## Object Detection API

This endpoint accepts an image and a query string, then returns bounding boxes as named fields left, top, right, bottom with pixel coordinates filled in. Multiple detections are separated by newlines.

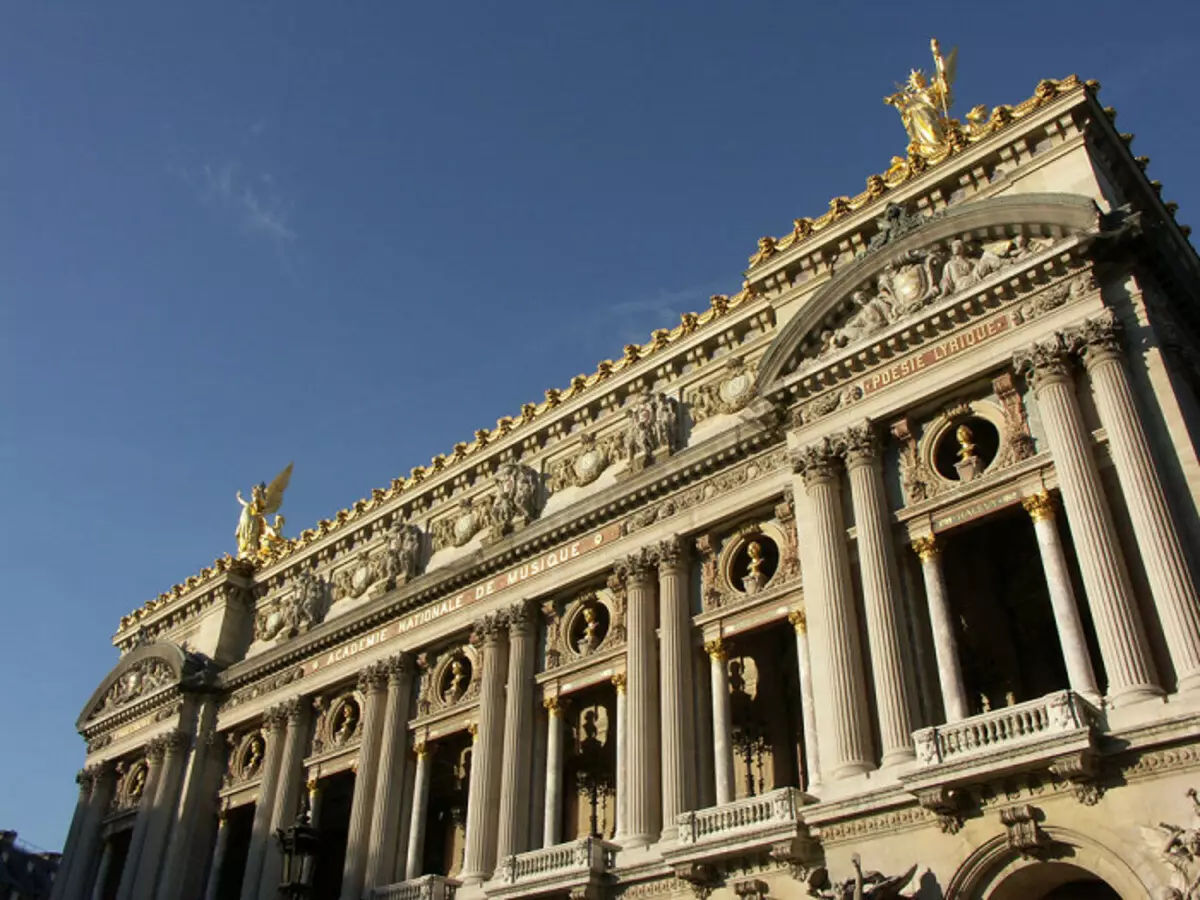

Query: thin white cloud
left=172, top=160, right=297, bottom=243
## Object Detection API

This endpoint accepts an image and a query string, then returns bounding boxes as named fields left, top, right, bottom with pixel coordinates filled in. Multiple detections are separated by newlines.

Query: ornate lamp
left=275, top=803, right=320, bottom=899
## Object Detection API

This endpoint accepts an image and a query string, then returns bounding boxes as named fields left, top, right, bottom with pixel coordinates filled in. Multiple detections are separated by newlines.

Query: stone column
left=364, top=656, right=415, bottom=891
left=1073, top=312, right=1200, bottom=691
left=911, top=536, right=969, bottom=722
left=238, top=706, right=287, bottom=900
left=611, top=675, right=627, bottom=839
left=115, top=740, right=167, bottom=900
left=616, top=547, right=662, bottom=845
left=657, top=536, right=696, bottom=840
left=156, top=701, right=222, bottom=900
left=1015, top=338, right=1160, bottom=703
left=792, top=439, right=873, bottom=778
left=787, top=610, right=822, bottom=790
left=497, top=602, right=536, bottom=860
left=404, top=742, right=432, bottom=880
left=259, top=699, right=311, bottom=898
left=88, top=840, right=115, bottom=900
left=705, top=640, right=735, bottom=806
left=843, top=423, right=915, bottom=766
left=61, top=763, right=116, bottom=900
left=201, top=808, right=230, bottom=900
left=460, top=612, right=510, bottom=883
left=131, top=730, right=189, bottom=900
left=340, top=663, right=390, bottom=900
left=51, top=769, right=93, bottom=900
left=1023, top=492, right=1101, bottom=698
left=542, top=697, right=567, bottom=848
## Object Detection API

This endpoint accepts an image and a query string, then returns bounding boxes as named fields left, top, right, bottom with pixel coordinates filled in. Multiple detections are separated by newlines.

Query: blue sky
left=2, top=2, right=1198, bottom=850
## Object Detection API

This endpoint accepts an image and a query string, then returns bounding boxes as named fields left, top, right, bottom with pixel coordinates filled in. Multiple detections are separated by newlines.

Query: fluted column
left=616, top=548, right=661, bottom=845
left=1015, top=338, right=1160, bottom=702
left=542, top=697, right=567, bottom=848
left=705, top=640, right=735, bottom=805
left=115, top=740, right=167, bottom=900
left=404, top=742, right=432, bottom=880
left=132, top=730, right=189, bottom=900
left=1023, top=492, right=1101, bottom=698
left=156, top=701, right=223, bottom=900
left=461, top=612, right=510, bottom=883
left=201, top=807, right=230, bottom=900
left=51, top=769, right=93, bottom=900
left=259, top=699, right=312, bottom=898
left=911, top=536, right=969, bottom=722
left=843, top=423, right=915, bottom=766
left=364, top=655, right=415, bottom=890
left=792, top=439, right=873, bottom=778
left=1073, top=312, right=1200, bottom=691
left=61, top=763, right=116, bottom=900
left=239, top=707, right=287, bottom=900
left=497, top=602, right=536, bottom=860
left=787, top=610, right=821, bottom=790
left=657, top=536, right=696, bottom=840
left=340, top=663, right=390, bottom=900
left=611, top=676, right=627, bottom=839
left=88, top=840, right=115, bottom=900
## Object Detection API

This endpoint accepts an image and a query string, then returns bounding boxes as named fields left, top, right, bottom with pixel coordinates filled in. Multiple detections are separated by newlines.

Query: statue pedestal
left=955, top=456, right=983, bottom=482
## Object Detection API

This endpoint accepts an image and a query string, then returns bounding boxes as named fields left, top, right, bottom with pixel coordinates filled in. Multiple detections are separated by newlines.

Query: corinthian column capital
left=1013, top=335, right=1074, bottom=391
left=472, top=610, right=510, bottom=645
left=841, top=421, right=880, bottom=469
left=615, top=546, right=659, bottom=585
left=1065, top=309, right=1124, bottom=369
left=791, top=436, right=843, bottom=486
left=506, top=599, right=536, bottom=636
left=656, top=535, right=687, bottom=572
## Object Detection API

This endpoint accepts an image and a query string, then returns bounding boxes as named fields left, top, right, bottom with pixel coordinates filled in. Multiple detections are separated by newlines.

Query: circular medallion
left=573, top=447, right=607, bottom=486
left=718, top=372, right=753, bottom=409
left=453, top=511, right=478, bottom=546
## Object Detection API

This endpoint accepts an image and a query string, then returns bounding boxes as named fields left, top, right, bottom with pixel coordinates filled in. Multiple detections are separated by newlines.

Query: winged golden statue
left=235, top=463, right=294, bottom=559
left=884, top=38, right=958, bottom=158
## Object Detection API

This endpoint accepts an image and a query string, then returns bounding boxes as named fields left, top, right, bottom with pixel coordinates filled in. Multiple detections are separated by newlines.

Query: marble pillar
left=787, top=610, right=822, bottom=790
left=340, top=663, right=390, bottom=900
left=617, top=548, right=661, bottom=845
left=88, top=840, right=115, bottom=900
left=792, top=439, right=873, bottom=778
left=497, top=602, right=536, bottom=860
left=51, top=769, right=93, bottom=900
left=201, top=809, right=230, bottom=900
left=1023, top=492, right=1101, bottom=698
left=843, top=423, right=915, bottom=766
left=1015, top=338, right=1160, bottom=702
left=365, top=655, right=415, bottom=891
left=542, top=697, right=567, bottom=848
left=1073, top=312, right=1200, bottom=691
left=657, top=536, right=696, bottom=840
left=132, top=730, right=189, bottom=900
left=705, top=639, right=735, bottom=806
left=61, top=763, right=115, bottom=900
left=911, top=536, right=969, bottom=722
left=611, top=675, right=627, bottom=840
left=259, top=699, right=311, bottom=898
left=115, top=740, right=167, bottom=900
left=239, top=706, right=287, bottom=900
left=461, top=612, right=510, bottom=883
left=405, top=743, right=432, bottom=880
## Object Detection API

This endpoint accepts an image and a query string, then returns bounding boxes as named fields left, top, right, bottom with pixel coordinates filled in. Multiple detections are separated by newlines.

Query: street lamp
left=275, top=803, right=320, bottom=899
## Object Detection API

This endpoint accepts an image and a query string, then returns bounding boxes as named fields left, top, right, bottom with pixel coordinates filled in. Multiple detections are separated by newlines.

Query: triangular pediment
left=755, top=193, right=1101, bottom=391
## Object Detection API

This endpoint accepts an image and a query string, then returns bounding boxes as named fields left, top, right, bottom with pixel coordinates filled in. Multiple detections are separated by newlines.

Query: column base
left=880, top=748, right=917, bottom=769
left=619, top=833, right=655, bottom=849
left=831, top=762, right=873, bottom=780
left=1107, top=684, right=1165, bottom=707
left=458, top=870, right=489, bottom=886
left=1176, top=672, right=1200, bottom=693
left=659, top=825, right=679, bottom=843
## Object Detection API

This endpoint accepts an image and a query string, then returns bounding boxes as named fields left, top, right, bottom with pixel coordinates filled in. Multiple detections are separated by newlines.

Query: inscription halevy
left=306, top=523, right=622, bottom=675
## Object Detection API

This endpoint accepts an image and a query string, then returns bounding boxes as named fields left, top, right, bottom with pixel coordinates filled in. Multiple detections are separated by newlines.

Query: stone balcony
left=485, top=836, right=618, bottom=900
left=903, top=690, right=1104, bottom=813
left=662, top=787, right=818, bottom=883
left=370, top=875, right=460, bottom=900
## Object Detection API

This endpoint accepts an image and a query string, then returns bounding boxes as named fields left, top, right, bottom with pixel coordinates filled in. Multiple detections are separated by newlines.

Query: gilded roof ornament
left=234, top=463, right=293, bottom=560
left=885, top=38, right=959, bottom=160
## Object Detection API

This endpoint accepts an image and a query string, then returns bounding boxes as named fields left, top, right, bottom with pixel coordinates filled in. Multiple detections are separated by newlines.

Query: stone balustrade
left=676, top=787, right=807, bottom=847
left=487, top=836, right=618, bottom=898
left=369, top=874, right=459, bottom=900
left=912, top=690, right=1099, bottom=767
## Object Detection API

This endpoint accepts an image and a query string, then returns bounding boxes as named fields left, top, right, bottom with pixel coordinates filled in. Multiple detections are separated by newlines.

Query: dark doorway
left=215, top=802, right=255, bottom=900
left=97, top=828, right=131, bottom=900
left=311, top=770, right=355, bottom=900
left=423, top=731, right=473, bottom=878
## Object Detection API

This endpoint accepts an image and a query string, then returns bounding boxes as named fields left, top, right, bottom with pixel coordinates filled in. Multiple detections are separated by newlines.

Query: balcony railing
left=369, top=875, right=459, bottom=900
left=676, top=787, right=806, bottom=846
left=912, top=690, right=1099, bottom=767
left=493, top=836, right=617, bottom=890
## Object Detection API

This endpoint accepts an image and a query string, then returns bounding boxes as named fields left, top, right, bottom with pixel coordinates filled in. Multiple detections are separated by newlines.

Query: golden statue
left=955, top=424, right=976, bottom=462
left=235, top=463, right=294, bottom=559
left=885, top=38, right=958, bottom=157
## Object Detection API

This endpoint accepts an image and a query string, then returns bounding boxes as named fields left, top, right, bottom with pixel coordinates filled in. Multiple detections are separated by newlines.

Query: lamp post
left=275, top=803, right=320, bottom=900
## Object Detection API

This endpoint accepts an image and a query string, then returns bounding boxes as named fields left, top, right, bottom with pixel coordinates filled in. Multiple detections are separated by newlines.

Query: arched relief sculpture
left=416, top=644, right=481, bottom=715
left=696, top=514, right=799, bottom=611
left=98, top=659, right=174, bottom=713
left=544, top=588, right=624, bottom=671
left=310, top=688, right=367, bottom=756
left=112, top=759, right=150, bottom=813
left=223, top=730, right=267, bottom=787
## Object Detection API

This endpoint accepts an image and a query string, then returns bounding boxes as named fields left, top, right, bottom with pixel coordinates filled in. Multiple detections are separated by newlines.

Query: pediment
left=756, top=193, right=1101, bottom=391
left=77, top=642, right=210, bottom=730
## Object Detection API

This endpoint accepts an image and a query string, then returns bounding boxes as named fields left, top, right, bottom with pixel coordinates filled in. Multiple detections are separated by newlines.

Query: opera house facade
left=52, top=48, right=1200, bottom=900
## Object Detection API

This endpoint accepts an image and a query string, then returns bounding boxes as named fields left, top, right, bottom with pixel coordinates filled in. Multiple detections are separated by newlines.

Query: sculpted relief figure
left=489, top=463, right=539, bottom=539
left=623, top=391, right=678, bottom=470
left=255, top=570, right=328, bottom=643
left=235, top=463, right=293, bottom=559
left=100, top=659, right=174, bottom=712
left=377, top=520, right=422, bottom=586
left=808, top=854, right=918, bottom=900
left=1144, top=788, right=1200, bottom=899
